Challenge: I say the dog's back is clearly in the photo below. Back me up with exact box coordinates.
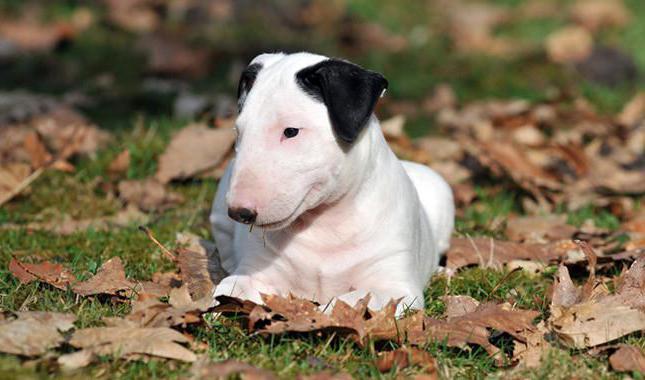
[401,160,455,256]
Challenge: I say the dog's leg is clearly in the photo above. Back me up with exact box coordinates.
[210,161,237,273]
[212,273,274,305]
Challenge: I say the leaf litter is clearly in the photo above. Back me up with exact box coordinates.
[1,2,643,377]
[549,254,645,349]
[0,311,76,356]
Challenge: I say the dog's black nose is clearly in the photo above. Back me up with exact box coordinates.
[228,207,257,224]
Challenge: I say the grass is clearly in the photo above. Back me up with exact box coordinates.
[0,122,637,378]
[1,0,644,378]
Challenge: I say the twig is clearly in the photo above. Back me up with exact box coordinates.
[138,225,176,261]
[1,125,85,208]
[0,168,44,207]
[466,234,486,268]
[487,267,522,300]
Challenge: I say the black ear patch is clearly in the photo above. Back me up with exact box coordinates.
[237,63,263,112]
[296,59,388,144]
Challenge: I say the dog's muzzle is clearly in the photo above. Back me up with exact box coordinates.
[228,207,257,224]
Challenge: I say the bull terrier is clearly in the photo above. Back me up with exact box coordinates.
[210,52,454,314]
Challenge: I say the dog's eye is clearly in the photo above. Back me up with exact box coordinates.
[283,128,299,138]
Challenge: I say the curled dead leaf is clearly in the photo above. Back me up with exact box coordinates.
[72,257,137,297]
[506,215,577,243]
[512,321,550,368]
[62,326,196,368]
[609,345,645,373]
[176,232,227,300]
[0,311,76,356]
[118,178,184,212]
[125,285,211,328]
[570,0,630,31]
[549,257,645,348]
[0,19,74,53]
[441,295,479,319]
[108,149,131,175]
[155,123,235,184]
[190,357,276,380]
[9,258,76,290]
[0,162,36,206]
[445,237,564,270]
[1,205,149,235]
[546,26,593,64]
[375,347,436,374]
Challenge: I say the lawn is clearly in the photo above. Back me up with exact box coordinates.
[0,0,643,379]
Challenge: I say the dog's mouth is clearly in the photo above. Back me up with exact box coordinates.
[254,188,314,231]
[255,217,292,230]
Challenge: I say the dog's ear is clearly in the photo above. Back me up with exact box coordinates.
[296,59,388,144]
[237,63,262,112]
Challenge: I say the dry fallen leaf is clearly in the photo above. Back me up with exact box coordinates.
[0,100,109,161]
[155,123,235,184]
[138,34,211,77]
[340,21,408,53]
[445,237,564,270]
[381,115,406,139]
[441,295,479,319]
[0,19,74,53]
[105,0,159,33]
[30,106,109,159]
[0,311,76,356]
[190,357,276,380]
[217,293,537,363]
[0,162,34,206]
[422,84,457,114]
[23,131,52,169]
[124,285,211,328]
[617,92,645,127]
[9,258,76,290]
[549,257,645,348]
[1,205,149,235]
[570,0,630,31]
[296,371,353,380]
[118,178,184,212]
[512,321,550,368]
[442,1,514,56]
[176,232,227,300]
[545,26,593,64]
[465,138,562,193]
[608,345,645,373]
[72,257,138,297]
[424,302,539,361]
[61,326,196,368]
[375,347,437,374]
[505,215,577,243]
[108,149,131,175]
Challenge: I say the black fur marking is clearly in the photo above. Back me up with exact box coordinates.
[237,63,263,112]
[296,59,388,144]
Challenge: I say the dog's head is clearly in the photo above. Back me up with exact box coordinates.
[226,52,388,229]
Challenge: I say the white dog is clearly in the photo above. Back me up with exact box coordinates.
[210,52,454,313]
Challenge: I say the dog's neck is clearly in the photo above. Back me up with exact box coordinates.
[264,117,403,252]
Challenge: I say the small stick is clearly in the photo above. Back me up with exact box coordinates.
[138,226,176,261]
[1,125,84,208]
[487,267,521,300]
[0,168,44,207]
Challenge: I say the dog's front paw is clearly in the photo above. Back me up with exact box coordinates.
[212,275,264,305]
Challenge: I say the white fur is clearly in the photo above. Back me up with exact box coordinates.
[210,52,454,314]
